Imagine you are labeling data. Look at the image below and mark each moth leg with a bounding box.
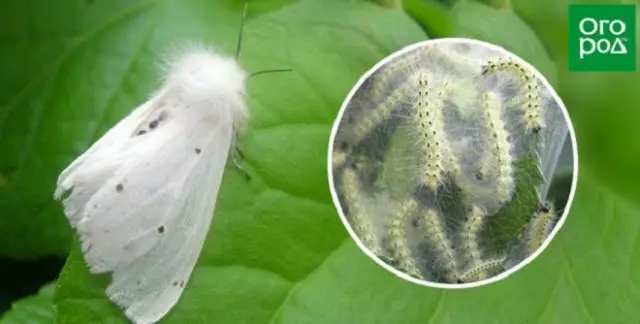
[235,146,246,160]
[232,147,251,181]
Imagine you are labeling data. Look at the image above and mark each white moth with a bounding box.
[54,45,248,324]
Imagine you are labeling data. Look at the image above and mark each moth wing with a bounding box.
[118,123,232,324]
[70,112,233,324]
[55,94,158,225]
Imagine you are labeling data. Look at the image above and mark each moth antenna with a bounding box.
[235,1,249,60]
[248,68,293,78]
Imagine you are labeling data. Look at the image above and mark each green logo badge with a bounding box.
[569,4,636,71]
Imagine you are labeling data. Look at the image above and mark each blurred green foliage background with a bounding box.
[0,0,638,323]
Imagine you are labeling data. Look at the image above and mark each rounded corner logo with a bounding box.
[569,4,637,72]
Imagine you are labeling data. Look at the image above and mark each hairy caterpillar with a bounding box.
[368,47,430,101]
[461,205,485,267]
[527,203,556,254]
[481,57,543,134]
[458,257,506,283]
[438,80,462,176]
[349,78,416,144]
[423,208,459,282]
[482,91,515,204]
[341,167,382,255]
[387,198,422,278]
[332,149,348,169]
[413,72,456,190]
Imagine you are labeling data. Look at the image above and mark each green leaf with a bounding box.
[483,152,542,253]
[52,0,426,322]
[510,0,579,58]
[403,0,453,37]
[368,0,403,9]
[268,172,640,324]
[0,283,55,324]
[451,1,557,84]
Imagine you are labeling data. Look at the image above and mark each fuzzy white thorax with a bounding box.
[163,47,248,133]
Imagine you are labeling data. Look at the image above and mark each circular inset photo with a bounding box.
[328,38,578,288]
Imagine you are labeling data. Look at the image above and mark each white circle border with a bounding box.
[326,37,580,289]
